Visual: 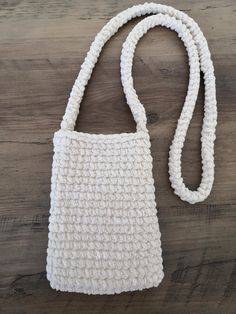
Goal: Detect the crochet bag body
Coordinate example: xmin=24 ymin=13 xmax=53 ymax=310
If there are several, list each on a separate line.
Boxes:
xmin=47 ymin=3 xmax=217 ymax=294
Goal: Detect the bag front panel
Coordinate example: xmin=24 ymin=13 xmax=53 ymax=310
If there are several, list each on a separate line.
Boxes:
xmin=47 ymin=130 xmax=164 ymax=294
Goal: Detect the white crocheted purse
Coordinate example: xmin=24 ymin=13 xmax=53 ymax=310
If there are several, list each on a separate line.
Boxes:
xmin=47 ymin=3 xmax=217 ymax=295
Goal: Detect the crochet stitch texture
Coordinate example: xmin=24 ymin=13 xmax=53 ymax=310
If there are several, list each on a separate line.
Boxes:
xmin=47 ymin=3 xmax=217 ymax=295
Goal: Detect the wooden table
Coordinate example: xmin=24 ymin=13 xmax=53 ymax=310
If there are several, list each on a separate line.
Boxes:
xmin=1 ymin=1 xmax=235 ymax=313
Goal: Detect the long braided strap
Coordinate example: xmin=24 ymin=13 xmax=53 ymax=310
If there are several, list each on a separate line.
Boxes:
xmin=120 ymin=13 xmax=217 ymax=204
xmin=60 ymin=3 xmax=217 ymax=204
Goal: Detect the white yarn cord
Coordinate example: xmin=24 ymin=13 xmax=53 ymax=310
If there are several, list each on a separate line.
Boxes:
xmin=120 ymin=14 xmax=217 ymax=204
xmin=60 ymin=3 xmax=217 ymax=204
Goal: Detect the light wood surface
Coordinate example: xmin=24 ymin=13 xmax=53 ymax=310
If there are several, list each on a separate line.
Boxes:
xmin=0 ymin=1 xmax=236 ymax=313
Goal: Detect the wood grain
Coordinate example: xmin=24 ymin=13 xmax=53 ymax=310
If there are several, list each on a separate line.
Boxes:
xmin=0 ymin=1 xmax=236 ymax=313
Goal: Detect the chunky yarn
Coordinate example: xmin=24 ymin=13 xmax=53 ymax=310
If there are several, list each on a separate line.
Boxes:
xmin=47 ymin=3 xmax=217 ymax=294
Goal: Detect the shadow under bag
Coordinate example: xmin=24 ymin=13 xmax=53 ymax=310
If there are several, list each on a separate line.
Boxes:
xmin=46 ymin=3 xmax=217 ymax=294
